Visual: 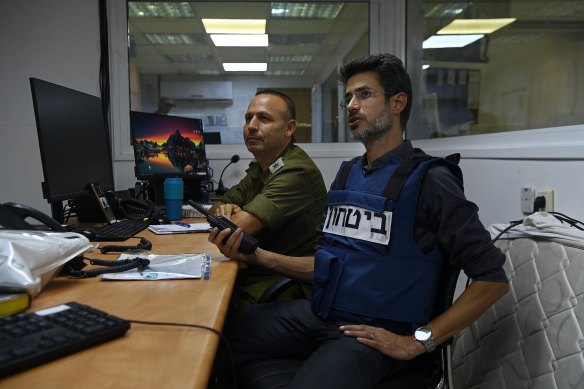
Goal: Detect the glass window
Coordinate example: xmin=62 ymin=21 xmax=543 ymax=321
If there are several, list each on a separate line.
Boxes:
xmin=127 ymin=1 xmax=369 ymax=144
xmin=406 ymin=0 xmax=584 ymax=140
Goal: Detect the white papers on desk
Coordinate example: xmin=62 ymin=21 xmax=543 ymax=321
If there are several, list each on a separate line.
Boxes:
xmin=182 ymin=203 xmax=211 ymax=218
xmin=101 ymin=252 xmax=211 ymax=280
xmin=148 ymin=223 xmax=211 ymax=234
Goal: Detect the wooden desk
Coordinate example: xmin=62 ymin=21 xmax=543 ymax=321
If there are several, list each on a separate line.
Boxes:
xmin=2 ymin=228 xmax=238 ymax=389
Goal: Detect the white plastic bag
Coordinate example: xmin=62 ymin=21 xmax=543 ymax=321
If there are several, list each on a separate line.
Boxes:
xmin=0 ymin=230 xmax=95 ymax=296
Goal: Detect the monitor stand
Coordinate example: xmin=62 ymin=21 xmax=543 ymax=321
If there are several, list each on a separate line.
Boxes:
xmin=50 ymin=201 xmax=65 ymax=224
xmin=145 ymin=177 xmax=205 ymax=206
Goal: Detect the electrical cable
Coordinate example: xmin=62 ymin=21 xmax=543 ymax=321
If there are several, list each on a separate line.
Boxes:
xmin=63 ymin=203 xmax=73 ymax=224
xmin=491 ymin=219 xmax=524 ymax=243
xmin=98 ymin=0 xmax=110 ymax=138
xmin=68 ymin=256 xmax=150 ymax=278
xmin=135 ymin=181 xmax=150 ymax=200
xmin=99 ymin=237 xmax=152 ymax=254
xmin=126 ymin=319 xmax=237 ymax=389
xmin=465 ymin=218 xmax=524 ymax=289
xmin=550 ymin=211 xmax=584 ymax=232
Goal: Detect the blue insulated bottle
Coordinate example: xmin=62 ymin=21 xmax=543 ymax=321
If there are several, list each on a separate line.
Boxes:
xmin=163 ymin=177 xmax=184 ymax=221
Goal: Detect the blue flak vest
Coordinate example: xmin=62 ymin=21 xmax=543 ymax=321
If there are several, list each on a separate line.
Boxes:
xmin=311 ymin=150 xmax=462 ymax=329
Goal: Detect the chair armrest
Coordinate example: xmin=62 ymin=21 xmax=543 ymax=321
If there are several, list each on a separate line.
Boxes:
xmin=258 ymin=277 xmax=296 ymax=303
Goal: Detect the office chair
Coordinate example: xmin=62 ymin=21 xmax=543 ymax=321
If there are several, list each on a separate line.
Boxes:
xmin=257 ymin=276 xmax=298 ymax=303
xmin=238 ymin=264 xmax=461 ymax=389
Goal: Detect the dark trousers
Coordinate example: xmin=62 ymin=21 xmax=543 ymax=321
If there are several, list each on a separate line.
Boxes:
xmin=225 ymin=299 xmax=408 ymax=389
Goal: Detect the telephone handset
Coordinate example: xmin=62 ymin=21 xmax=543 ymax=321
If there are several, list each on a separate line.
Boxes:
xmin=0 ymin=202 xmax=66 ymax=232
xmin=1 ymin=202 xmax=153 ymax=257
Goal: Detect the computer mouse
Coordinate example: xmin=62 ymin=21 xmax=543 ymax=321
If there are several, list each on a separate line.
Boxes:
xmin=149 ymin=216 xmax=171 ymax=225
xmin=160 ymin=216 xmax=172 ymax=225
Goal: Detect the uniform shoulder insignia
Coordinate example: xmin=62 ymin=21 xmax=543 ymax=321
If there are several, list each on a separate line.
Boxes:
xmin=269 ymin=157 xmax=285 ymax=174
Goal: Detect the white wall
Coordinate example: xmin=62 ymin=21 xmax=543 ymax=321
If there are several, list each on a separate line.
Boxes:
xmin=0 ymin=0 xmax=101 ymax=214
xmin=204 ymin=134 xmax=584 ymax=229
xmin=416 ymin=126 xmax=584 ymax=226
xmin=459 ymin=157 xmax=584 ymax=227
xmin=1 ymin=0 xmax=583 ymax=231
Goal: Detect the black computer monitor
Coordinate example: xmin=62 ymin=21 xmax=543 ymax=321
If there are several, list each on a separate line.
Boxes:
xmin=130 ymin=111 xmax=207 ymax=180
xmin=30 ymin=78 xmax=114 ymax=223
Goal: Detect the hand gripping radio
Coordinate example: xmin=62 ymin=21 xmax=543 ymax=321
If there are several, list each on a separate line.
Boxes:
xmin=188 ymin=200 xmax=259 ymax=254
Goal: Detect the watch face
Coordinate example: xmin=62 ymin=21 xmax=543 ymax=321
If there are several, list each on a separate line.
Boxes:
xmin=415 ymin=327 xmax=432 ymax=342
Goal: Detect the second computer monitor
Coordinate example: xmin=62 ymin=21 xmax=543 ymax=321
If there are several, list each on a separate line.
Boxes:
xmin=130 ymin=111 xmax=207 ymax=180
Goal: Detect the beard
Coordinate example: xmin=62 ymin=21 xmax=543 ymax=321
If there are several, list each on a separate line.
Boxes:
xmin=350 ymin=111 xmax=392 ymax=143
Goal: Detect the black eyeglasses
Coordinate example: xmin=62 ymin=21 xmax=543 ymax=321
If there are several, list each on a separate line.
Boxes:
xmin=339 ymin=88 xmax=395 ymax=111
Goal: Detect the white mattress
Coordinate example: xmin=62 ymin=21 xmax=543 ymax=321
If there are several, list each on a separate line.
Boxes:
xmin=488 ymin=212 xmax=584 ymax=250
xmin=452 ymin=238 xmax=584 ymax=388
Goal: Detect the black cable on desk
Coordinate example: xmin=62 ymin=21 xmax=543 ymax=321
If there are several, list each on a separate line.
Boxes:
xmin=126 ymin=319 xmax=237 ymax=389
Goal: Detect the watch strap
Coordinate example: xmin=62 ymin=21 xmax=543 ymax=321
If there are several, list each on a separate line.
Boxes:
xmin=423 ymin=336 xmax=436 ymax=353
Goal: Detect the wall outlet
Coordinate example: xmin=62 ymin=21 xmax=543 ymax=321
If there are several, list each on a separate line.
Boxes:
xmin=536 ymin=188 xmax=554 ymax=212
xmin=521 ymin=187 xmax=535 ymax=213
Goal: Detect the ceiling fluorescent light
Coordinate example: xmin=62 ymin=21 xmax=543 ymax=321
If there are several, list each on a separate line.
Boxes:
xmin=271 ymin=3 xmax=343 ymax=19
xmin=438 ymin=18 xmax=516 ymax=34
xmin=424 ymin=3 xmax=467 ymax=18
xmin=128 ymin=2 xmax=194 ymax=18
xmin=267 ymin=55 xmax=313 ymax=63
xmin=202 ymin=19 xmax=266 ymax=34
xmin=198 ymin=69 xmax=220 ymax=75
xmin=211 ymin=34 xmax=268 ymax=47
xmin=266 ymin=69 xmax=305 ymax=76
xmin=223 ymin=63 xmax=267 ymax=72
xmin=423 ymin=34 xmax=484 ymax=49
xmin=145 ymin=34 xmax=194 ymax=45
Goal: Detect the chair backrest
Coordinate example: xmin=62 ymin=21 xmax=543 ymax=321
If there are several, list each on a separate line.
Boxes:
xmin=374 ymin=264 xmax=461 ymax=389
xmin=257 ymin=276 xmax=296 ymax=303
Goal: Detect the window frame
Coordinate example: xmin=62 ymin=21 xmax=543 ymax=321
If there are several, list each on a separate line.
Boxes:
xmin=107 ymin=0 xmax=584 ymax=162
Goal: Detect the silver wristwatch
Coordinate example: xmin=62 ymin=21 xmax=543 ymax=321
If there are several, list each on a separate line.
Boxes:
xmin=414 ymin=326 xmax=436 ymax=353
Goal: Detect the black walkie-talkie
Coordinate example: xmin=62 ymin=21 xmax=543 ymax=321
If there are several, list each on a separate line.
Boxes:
xmin=188 ymin=200 xmax=259 ymax=254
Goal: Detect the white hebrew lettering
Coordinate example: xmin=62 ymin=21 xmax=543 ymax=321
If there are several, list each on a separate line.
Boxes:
xmin=323 ymin=204 xmax=391 ymax=244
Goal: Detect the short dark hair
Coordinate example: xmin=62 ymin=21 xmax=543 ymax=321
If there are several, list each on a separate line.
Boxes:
xmin=255 ymin=89 xmax=296 ymax=120
xmin=339 ymin=53 xmax=412 ymax=130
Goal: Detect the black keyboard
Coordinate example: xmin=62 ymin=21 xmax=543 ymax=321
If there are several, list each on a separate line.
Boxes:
xmin=92 ymin=218 xmax=150 ymax=240
xmin=0 ymin=302 xmax=130 ymax=378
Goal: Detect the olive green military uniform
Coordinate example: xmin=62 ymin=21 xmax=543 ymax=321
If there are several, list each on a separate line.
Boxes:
xmin=220 ymin=143 xmax=327 ymax=310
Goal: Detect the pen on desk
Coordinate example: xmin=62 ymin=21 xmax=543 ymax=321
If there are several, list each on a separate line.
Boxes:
xmin=174 ymin=222 xmax=191 ymax=228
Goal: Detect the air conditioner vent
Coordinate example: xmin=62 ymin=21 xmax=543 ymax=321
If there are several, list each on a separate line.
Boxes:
xmin=160 ymin=81 xmax=233 ymax=101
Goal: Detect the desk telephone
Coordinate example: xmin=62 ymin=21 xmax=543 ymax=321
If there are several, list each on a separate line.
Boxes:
xmin=0 ymin=201 xmax=151 ymax=249
xmin=0 ymin=201 xmax=153 ymax=278
xmin=0 ymin=202 xmax=66 ymax=231
xmin=89 ymin=182 xmax=155 ymax=221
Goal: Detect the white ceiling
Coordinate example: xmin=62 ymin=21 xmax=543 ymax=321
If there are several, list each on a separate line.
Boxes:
xmin=128 ymin=1 xmax=584 ymax=78
xmin=128 ymin=1 xmax=369 ymax=79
